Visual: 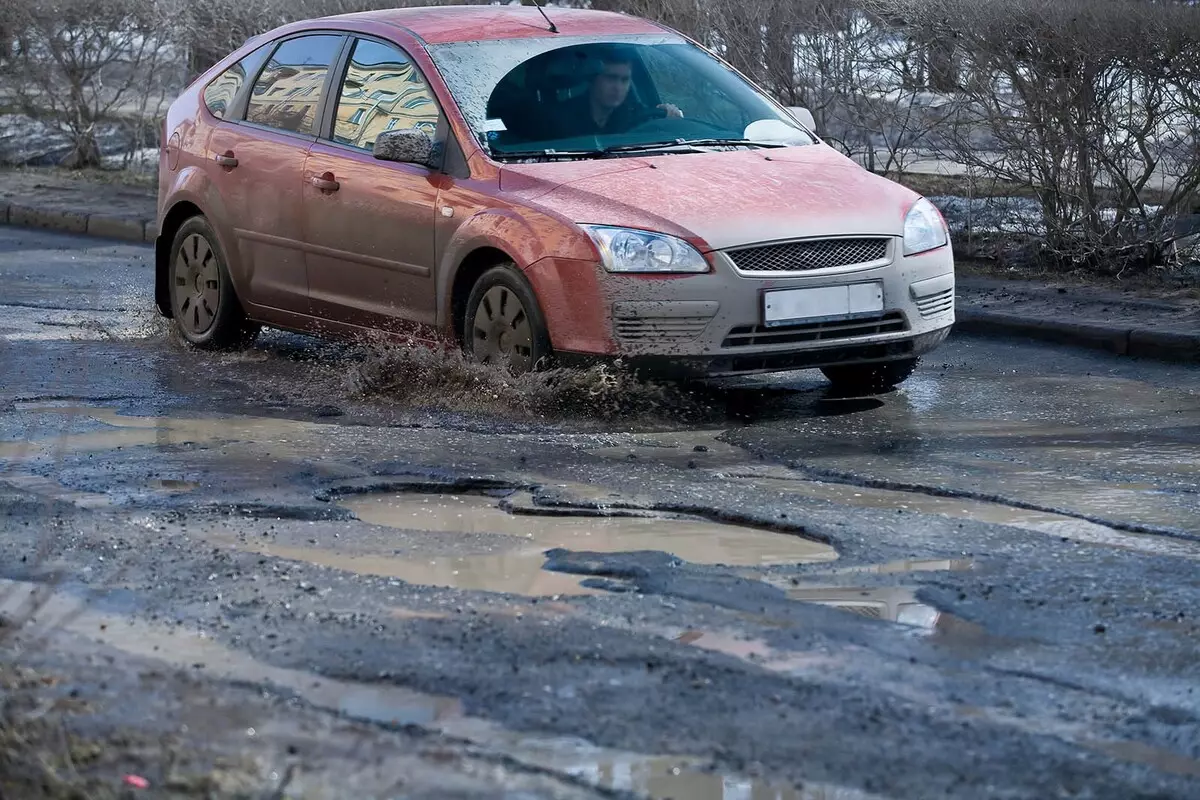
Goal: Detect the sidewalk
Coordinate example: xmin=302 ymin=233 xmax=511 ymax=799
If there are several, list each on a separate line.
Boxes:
xmin=0 ymin=168 xmax=157 ymax=243
xmin=955 ymin=275 xmax=1200 ymax=363
xmin=2 ymin=167 xmax=1197 ymax=363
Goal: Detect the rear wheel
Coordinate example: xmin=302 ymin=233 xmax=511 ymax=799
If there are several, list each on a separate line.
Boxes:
xmin=169 ymin=216 xmax=259 ymax=349
xmin=463 ymin=264 xmax=552 ymax=373
xmin=820 ymin=358 xmax=919 ymax=393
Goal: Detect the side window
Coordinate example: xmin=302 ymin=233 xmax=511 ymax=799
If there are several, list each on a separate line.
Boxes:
xmin=203 ymin=45 xmax=272 ymax=120
xmin=246 ymin=34 xmax=343 ymax=135
xmin=332 ymin=38 xmax=440 ymax=151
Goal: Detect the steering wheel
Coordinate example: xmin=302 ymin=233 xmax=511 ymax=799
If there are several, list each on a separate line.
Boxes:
xmin=627 ymin=112 xmax=729 ymax=136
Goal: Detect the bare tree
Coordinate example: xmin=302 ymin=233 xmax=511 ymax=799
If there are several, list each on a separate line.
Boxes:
xmin=2 ymin=0 xmax=176 ymax=168
xmin=876 ymin=0 xmax=1200 ymax=273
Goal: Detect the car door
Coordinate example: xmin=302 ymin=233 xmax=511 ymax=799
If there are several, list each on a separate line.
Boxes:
xmin=205 ymin=32 xmax=345 ymax=321
xmin=301 ymin=36 xmax=443 ymax=330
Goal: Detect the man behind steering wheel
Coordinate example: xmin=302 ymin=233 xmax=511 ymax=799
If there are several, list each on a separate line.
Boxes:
xmin=549 ymin=45 xmax=683 ymax=139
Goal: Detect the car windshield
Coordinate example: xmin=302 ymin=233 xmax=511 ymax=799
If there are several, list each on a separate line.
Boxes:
xmin=425 ymin=34 xmax=816 ymax=160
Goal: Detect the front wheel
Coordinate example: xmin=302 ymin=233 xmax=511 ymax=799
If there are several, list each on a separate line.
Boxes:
xmin=169 ymin=216 xmax=259 ymax=349
xmin=463 ymin=264 xmax=553 ymax=373
xmin=820 ymin=358 xmax=919 ymax=394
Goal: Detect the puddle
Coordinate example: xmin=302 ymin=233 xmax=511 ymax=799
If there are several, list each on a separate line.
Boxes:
xmin=1085 ymin=738 xmax=1200 ymax=779
xmin=152 ymin=478 xmax=199 ymax=492
xmin=777 ymin=583 xmax=987 ymax=642
xmin=1 ymin=579 xmax=884 ymax=800
xmin=322 ymin=491 xmax=836 ymax=595
xmin=730 ymin=473 xmax=1200 ymax=558
xmin=0 ymin=406 xmax=333 ymax=461
xmin=673 ymin=629 xmax=841 ymax=673
xmin=827 ymin=558 xmax=974 ymax=575
xmin=0 ymin=579 xmax=464 ymax=727
xmin=0 ymin=473 xmax=112 ymax=508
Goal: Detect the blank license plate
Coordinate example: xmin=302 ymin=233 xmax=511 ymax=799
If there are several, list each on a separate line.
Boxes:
xmin=763 ymin=283 xmax=884 ymax=327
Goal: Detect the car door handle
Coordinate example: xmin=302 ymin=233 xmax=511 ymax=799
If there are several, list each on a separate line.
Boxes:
xmin=213 ymin=151 xmax=238 ymax=168
xmin=310 ymin=172 xmax=340 ymax=193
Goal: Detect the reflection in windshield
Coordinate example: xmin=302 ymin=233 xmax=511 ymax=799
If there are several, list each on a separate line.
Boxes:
xmin=427 ymin=34 xmax=814 ymax=158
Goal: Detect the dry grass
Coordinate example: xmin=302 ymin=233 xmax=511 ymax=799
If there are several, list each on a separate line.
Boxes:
xmin=0 ymin=164 xmax=157 ymax=191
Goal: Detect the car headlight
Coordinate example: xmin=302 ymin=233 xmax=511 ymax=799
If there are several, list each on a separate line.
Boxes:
xmin=581 ymin=225 xmax=709 ymax=273
xmin=903 ymin=197 xmax=948 ymax=256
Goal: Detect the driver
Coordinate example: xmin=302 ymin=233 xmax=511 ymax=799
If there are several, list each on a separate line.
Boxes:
xmin=550 ymin=47 xmax=682 ymax=139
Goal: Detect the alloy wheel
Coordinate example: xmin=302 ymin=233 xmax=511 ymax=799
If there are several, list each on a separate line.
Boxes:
xmin=471 ymin=285 xmax=534 ymax=372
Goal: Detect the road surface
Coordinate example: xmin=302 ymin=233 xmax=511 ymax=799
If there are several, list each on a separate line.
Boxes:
xmin=1 ymin=227 xmax=1198 ymax=799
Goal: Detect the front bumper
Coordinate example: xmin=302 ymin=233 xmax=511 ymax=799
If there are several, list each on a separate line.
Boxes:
xmin=565 ymin=240 xmax=955 ymax=376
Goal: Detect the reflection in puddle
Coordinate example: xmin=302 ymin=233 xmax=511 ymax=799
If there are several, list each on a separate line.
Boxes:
xmin=1 ymin=580 xmax=882 ymax=800
xmin=828 ymin=558 xmax=974 ymax=575
xmin=152 ymin=479 xmax=199 ymax=492
xmin=779 ymin=584 xmax=986 ymax=642
xmin=280 ymin=491 xmax=837 ymax=596
xmin=731 ymin=473 xmax=1200 ymax=558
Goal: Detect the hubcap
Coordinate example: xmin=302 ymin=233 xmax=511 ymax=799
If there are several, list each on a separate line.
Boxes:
xmin=172 ymin=233 xmax=220 ymax=335
xmin=471 ymin=285 xmax=533 ymax=372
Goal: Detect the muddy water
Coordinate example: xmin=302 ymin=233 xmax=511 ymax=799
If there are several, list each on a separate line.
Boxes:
xmin=728 ymin=472 xmax=1200 ymax=559
xmin=0 ymin=580 xmax=881 ymax=800
xmin=251 ymin=491 xmax=835 ymax=596
xmin=0 ymin=405 xmax=335 ymax=462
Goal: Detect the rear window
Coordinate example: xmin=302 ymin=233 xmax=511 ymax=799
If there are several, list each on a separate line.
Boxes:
xmin=246 ymin=34 xmax=344 ymax=135
xmin=202 ymin=44 xmax=271 ymax=120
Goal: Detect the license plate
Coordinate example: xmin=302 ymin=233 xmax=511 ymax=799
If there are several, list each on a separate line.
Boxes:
xmin=763 ymin=282 xmax=884 ymax=327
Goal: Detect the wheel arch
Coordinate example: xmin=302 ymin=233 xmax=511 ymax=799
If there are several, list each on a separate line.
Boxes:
xmin=448 ymin=246 xmax=521 ymax=346
xmin=154 ymin=200 xmax=205 ymax=318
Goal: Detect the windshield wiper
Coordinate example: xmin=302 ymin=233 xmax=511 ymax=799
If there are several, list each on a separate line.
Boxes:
xmin=492 ymin=148 xmax=610 ymax=161
xmin=604 ymin=138 xmax=790 ymax=153
xmin=492 ymin=138 xmax=790 ymax=162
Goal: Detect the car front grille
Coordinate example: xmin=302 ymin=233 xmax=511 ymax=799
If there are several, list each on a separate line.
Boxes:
xmin=722 ymin=311 xmax=908 ymax=348
xmin=914 ymin=287 xmax=954 ymax=319
xmin=726 ymin=237 xmax=890 ymax=273
xmin=614 ymin=317 xmax=712 ymax=342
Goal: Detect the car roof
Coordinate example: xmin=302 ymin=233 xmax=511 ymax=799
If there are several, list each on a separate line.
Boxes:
xmin=323 ymin=5 xmax=668 ymax=45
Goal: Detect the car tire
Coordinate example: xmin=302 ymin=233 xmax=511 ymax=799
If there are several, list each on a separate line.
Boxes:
xmin=463 ymin=263 xmax=553 ymax=373
xmin=820 ymin=357 xmax=920 ymax=394
xmin=168 ymin=216 xmax=259 ymax=350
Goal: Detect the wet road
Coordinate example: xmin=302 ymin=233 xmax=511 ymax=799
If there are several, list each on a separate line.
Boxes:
xmin=1 ymin=227 xmax=1199 ymax=799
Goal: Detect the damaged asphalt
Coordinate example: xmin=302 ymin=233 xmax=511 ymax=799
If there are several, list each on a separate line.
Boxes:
xmin=1 ymin=226 xmax=1199 ymax=798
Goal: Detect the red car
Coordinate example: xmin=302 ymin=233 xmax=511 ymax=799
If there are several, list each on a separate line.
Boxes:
xmin=155 ymin=5 xmax=954 ymax=389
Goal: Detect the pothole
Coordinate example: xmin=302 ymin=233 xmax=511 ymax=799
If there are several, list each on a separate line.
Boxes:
xmin=216 ymin=491 xmax=836 ymax=597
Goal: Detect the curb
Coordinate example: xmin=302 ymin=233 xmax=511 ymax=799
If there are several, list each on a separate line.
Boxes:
xmin=0 ymin=201 xmax=156 ymax=244
xmin=956 ymin=308 xmax=1200 ymax=364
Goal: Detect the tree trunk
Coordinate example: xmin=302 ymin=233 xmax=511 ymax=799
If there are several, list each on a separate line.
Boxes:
xmin=61 ymin=129 xmax=103 ymax=169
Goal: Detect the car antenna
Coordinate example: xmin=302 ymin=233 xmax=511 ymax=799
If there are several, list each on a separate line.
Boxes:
xmin=529 ymin=0 xmax=558 ymax=33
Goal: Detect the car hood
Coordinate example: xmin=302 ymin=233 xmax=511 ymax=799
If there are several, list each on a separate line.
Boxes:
xmin=499 ymin=144 xmax=921 ymax=252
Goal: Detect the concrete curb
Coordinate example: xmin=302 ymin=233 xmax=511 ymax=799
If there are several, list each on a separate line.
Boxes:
xmin=956 ymin=309 xmax=1200 ymax=364
xmin=0 ymin=202 xmax=156 ymax=244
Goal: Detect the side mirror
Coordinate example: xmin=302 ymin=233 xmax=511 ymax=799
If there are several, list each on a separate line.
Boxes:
xmin=786 ymin=106 xmax=816 ymax=132
xmin=373 ymin=128 xmax=436 ymax=168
